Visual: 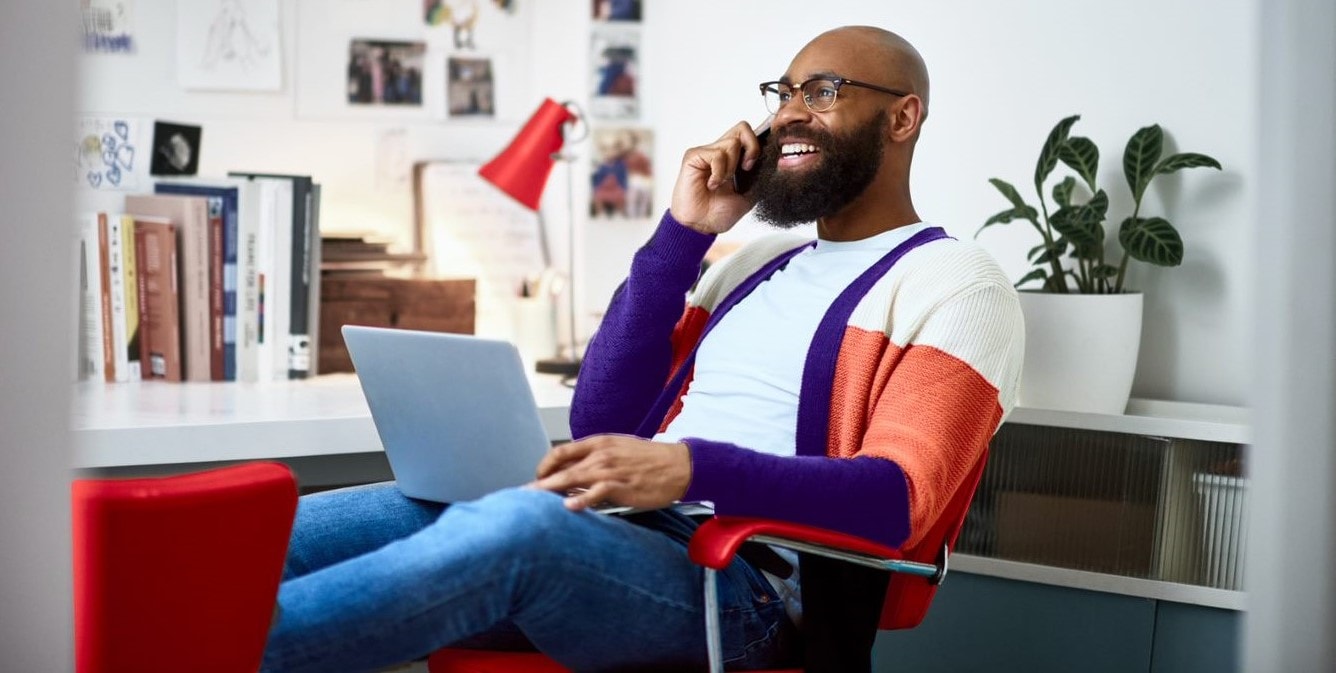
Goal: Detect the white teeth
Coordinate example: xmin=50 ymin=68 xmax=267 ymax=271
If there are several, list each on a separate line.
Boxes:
xmin=780 ymin=143 xmax=818 ymax=156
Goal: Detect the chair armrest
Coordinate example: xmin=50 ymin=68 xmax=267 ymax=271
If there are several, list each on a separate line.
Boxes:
xmin=687 ymin=516 xmax=944 ymax=583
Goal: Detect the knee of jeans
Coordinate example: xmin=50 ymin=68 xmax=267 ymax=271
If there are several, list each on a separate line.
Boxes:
xmin=461 ymin=488 xmax=583 ymax=555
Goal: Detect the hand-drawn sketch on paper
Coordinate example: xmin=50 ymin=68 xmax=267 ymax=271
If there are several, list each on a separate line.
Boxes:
xmin=76 ymin=117 xmax=145 ymax=191
xmin=82 ymin=0 xmax=136 ymax=53
xmin=177 ymin=0 xmax=282 ymax=91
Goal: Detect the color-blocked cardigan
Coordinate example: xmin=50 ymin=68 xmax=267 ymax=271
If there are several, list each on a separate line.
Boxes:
xmin=570 ymin=211 xmax=1024 ymax=550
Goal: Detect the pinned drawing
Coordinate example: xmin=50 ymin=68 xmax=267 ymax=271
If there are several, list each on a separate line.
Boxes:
xmin=82 ymin=0 xmax=136 ymax=53
xmin=589 ymin=28 xmax=639 ymax=120
xmin=177 ymin=0 xmax=282 ymax=91
xmin=76 ymin=117 xmax=145 ymax=191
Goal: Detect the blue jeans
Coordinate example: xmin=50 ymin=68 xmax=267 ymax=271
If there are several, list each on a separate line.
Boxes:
xmin=260 ymin=483 xmax=797 ymax=672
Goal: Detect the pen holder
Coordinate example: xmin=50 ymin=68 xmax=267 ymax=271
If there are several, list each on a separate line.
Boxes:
xmin=512 ymin=296 xmax=558 ymax=368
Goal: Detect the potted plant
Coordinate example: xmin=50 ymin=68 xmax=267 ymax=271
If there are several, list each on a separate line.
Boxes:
xmin=978 ymin=115 xmax=1221 ymax=414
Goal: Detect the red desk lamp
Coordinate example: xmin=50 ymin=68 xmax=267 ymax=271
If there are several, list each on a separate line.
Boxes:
xmin=480 ymin=98 xmax=585 ymax=377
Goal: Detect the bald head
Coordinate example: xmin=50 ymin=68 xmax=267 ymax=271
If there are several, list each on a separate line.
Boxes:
xmin=803 ymin=26 xmax=930 ymax=118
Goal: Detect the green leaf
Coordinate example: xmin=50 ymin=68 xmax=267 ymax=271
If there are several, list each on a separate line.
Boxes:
xmin=1035 ymin=115 xmax=1081 ymax=189
xmin=1050 ymin=190 xmax=1108 ymax=251
xmin=977 ymin=205 xmax=1038 ymax=238
xmin=1027 ymin=238 xmax=1069 ymax=262
xmin=1154 ymin=152 xmax=1222 ymax=176
xmin=1091 ymin=264 xmax=1120 ymax=279
xmin=988 ymin=178 xmax=1033 ymax=213
xmin=1119 ymin=216 xmax=1184 ymax=266
xmin=1124 ymin=124 xmax=1164 ymax=203
xmin=1015 ymin=268 xmax=1048 ymax=290
xmin=1058 ymin=137 xmax=1100 ymax=191
xmin=1052 ymin=176 xmax=1076 ymax=209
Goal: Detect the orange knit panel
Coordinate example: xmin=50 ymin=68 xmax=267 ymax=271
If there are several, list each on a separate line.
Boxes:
xmin=659 ymin=306 xmax=710 ymax=432
xmin=826 ymin=327 xmax=893 ymax=458
xmin=856 ymin=345 xmax=1003 ymax=547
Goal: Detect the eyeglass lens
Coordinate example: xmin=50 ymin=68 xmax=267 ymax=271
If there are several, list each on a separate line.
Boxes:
xmin=763 ymin=80 xmax=839 ymax=114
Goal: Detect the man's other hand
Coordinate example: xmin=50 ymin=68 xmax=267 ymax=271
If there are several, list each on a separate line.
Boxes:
xmin=530 ymin=435 xmax=692 ymax=512
xmin=669 ymin=121 xmax=765 ymax=235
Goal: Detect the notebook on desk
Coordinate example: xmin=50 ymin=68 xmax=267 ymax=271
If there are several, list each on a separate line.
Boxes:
xmin=342 ymin=325 xmax=636 ymax=513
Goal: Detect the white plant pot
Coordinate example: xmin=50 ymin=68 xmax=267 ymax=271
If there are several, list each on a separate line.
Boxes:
xmin=1017 ymin=291 xmax=1143 ymax=415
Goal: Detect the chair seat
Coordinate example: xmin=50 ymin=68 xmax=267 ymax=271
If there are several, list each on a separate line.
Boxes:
xmin=428 ymin=649 xmax=801 ymax=672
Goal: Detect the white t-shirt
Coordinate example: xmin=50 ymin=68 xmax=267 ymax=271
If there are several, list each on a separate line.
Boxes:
xmin=654 ymin=222 xmax=932 ymax=625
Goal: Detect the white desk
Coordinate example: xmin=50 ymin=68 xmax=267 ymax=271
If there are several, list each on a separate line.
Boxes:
xmin=72 ymin=373 xmax=575 ymax=484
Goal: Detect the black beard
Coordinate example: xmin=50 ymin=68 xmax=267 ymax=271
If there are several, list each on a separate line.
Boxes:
xmin=751 ymin=111 xmax=889 ymax=229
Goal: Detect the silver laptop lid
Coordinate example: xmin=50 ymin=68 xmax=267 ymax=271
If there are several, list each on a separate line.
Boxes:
xmin=342 ymin=325 xmax=553 ymax=503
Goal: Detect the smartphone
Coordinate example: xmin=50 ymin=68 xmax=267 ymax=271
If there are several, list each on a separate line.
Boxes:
xmin=732 ymin=120 xmax=772 ymax=195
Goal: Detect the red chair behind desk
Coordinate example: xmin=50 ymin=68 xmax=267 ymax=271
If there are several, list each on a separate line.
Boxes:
xmin=430 ymin=454 xmax=988 ymax=673
xmin=72 ymin=462 xmax=299 ymax=673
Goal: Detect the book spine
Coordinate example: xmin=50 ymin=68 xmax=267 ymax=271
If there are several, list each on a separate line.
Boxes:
xmin=96 ymin=213 xmax=115 ymax=383
xmin=106 ymin=214 xmax=130 ymax=382
xmin=305 ymin=184 xmax=322 ymax=377
xmin=207 ymin=198 xmax=224 ymax=380
xmin=182 ymin=201 xmax=211 ymax=382
xmin=222 ymin=191 xmax=239 ymax=380
xmin=120 ymin=215 xmax=141 ymax=380
xmin=135 ymin=220 xmax=182 ymax=381
xmin=78 ymin=214 xmax=105 ymax=382
xmin=288 ymin=185 xmax=312 ymax=379
xmin=236 ymin=190 xmax=261 ymax=383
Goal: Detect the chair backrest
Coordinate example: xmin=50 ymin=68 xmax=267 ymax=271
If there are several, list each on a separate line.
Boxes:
xmin=878 ymin=449 xmax=990 ymax=629
xmin=72 ymin=462 xmax=299 ymax=673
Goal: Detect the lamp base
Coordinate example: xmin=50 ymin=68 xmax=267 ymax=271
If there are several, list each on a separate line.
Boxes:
xmin=535 ymin=356 xmax=581 ymax=377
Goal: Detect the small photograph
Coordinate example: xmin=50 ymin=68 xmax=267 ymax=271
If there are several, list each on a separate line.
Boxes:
xmin=149 ymin=121 xmax=202 ymax=176
xmin=592 ymin=0 xmax=641 ymax=22
xmin=347 ymin=39 xmax=426 ymax=106
xmin=590 ymin=30 xmax=639 ymax=120
xmin=590 ymin=128 xmax=653 ymax=220
xmin=447 ymin=56 xmax=495 ymax=117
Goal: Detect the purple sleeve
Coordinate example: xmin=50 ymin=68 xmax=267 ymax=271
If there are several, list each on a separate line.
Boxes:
xmin=569 ymin=211 xmax=715 ymax=439
xmin=681 ymin=438 xmax=912 ymax=548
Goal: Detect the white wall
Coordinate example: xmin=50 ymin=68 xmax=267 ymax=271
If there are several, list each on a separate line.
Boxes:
xmin=577 ymin=0 xmax=1256 ymax=407
xmin=2 ymin=0 xmax=75 ymax=668
xmin=83 ymin=0 xmax=1257 ymax=406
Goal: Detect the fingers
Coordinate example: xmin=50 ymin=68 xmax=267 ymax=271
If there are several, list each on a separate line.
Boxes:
xmin=563 ymin=481 xmax=618 ymax=512
xmin=535 ymin=440 xmax=592 ymax=480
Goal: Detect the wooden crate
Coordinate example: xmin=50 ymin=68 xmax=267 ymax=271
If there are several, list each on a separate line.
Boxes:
xmin=319 ymin=277 xmax=475 ymax=374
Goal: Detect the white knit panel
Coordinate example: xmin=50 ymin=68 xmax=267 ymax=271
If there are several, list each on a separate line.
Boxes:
xmin=689 ymin=232 xmax=808 ymax=311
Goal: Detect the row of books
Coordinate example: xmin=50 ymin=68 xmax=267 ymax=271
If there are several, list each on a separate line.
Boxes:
xmin=77 ymin=173 xmax=322 ymax=383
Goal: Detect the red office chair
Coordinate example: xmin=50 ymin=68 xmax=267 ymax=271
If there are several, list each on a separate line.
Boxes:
xmin=429 ymin=453 xmax=987 ymax=672
xmin=71 ymin=462 xmax=299 ymax=673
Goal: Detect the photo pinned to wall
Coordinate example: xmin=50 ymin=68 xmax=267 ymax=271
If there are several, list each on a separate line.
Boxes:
xmin=347 ymin=39 xmax=426 ymax=106
xmin=590 ymin=128 xmax=653 ymax=220
xmin=149 ymin=121 xmax=203 ymax=177
xmin=82 ymin=0 xmax=136 ymax=53
xmin=447 ymin=56 xmax=495 ymax=117
xmin=592 ymin=0 xmax=641 ymax=22
xmin=76 ymin=117 xmax=147 ymax=191
xmin=176 ymin=0 xmax=282 ymax=91
xmin=589 ymin=29 xmax=639 ymax=120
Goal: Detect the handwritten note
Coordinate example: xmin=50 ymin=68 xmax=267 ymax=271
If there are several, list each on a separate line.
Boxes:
xmin=416 ymin=161 xmax=547 ymax=341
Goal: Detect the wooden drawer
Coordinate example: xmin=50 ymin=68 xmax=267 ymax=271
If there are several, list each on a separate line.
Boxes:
xmin=319 ymin=277 xmax=475 ymax=374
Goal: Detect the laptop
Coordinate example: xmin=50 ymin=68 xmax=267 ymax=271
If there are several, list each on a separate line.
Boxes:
xmin=342 ymin=325 xmax=557 ymax=504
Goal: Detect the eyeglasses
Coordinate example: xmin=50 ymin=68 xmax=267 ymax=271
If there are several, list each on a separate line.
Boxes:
xmin=759 ymin=77 xmax=911 ymax=114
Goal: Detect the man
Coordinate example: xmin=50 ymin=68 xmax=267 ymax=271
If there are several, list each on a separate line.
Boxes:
xmin=262 ymin=26 xmax=1023 ymax=673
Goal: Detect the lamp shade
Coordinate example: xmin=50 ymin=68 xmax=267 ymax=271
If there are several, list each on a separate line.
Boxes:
xmin=479 ymin=98 xmax=577 ymax=211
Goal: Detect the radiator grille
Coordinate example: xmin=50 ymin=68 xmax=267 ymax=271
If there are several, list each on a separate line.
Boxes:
xmin=957 ymin=423 xmax=1247 ymax=590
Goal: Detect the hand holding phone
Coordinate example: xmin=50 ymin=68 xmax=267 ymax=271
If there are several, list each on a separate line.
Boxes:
xmin=732 ymin=120 xmax=772 ymax=195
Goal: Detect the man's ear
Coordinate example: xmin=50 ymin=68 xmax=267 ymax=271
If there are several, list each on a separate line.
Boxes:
xmin=888 ymin=95 xmax=925 ymax=143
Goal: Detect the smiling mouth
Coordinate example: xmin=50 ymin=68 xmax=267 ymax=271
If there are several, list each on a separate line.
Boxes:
xmin=780 ymin=142 xmax=820 ymax=159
